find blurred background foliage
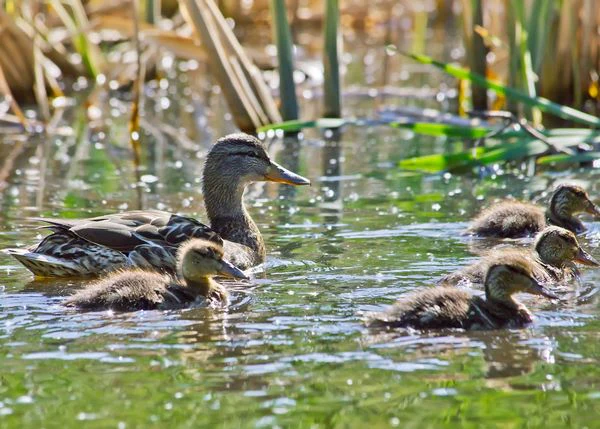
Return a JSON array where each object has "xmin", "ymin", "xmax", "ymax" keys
[{"xmin": 0, "ymin": 0, "xmax": 599, "ymax": 168}]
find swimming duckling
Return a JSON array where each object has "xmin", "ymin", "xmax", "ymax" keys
[
  {"xmin": 440, "ymin": 226, "xmax": 599, "ymax": 286},
  {"xmin": 65, "ymin": 239, "xmax": 248, "ymax": 311},
  {"xmin": 366, "ymin": 252, "xmax": 558, "ymax": 330},
  {"xmin": 467, "ymin": 184, "xmax": 600, "ymax": 238}
]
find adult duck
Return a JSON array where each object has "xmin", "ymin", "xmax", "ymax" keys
[
  {"xmin": 440, "ymin": 226, "xmax": 599, "ymax": 286},
  {"xmin": 366, "ymin": 252, "xmax": 558, "ymax": 330},
  {"xmin": 65, "ymin": 238, "xmax": 247, "ymax": 311},
  {"xmin": 6, "ymin": 133, "xmax": 310, "ymax": 277},
  {"xmin": 467, "ymin": 184, "xmax": 600, "ymax": 238}
]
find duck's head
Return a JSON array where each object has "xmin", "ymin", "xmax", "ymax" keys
[
  {"xmin": 203, "ymin": 133, "xmax": 310, "ymax": 188},
  {"xmin": 178, "ymin": 238, "xmax": 249, "ymax": 283},
  {"xmin": 550, "ymin": 184, "xmax": 600, "ymax": 218},
  {"xmin": 534, "ymin": 226, "xmax": 599, "ymax": 267},
  {"xmin": 484, "ymin": 252, "xmax": 558, "ymax": 302}
]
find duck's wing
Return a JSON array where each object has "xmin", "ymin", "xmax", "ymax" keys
[
  {"xmin": 10, "ymin": 212, "xmax": 223, "ymax": 276},
  {"xmin": 32, "ymin": 211, "xmax": 222, "ymax": 253}
]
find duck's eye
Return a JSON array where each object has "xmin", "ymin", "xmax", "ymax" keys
[{"xmin": 229, "ymin": 151, "xmax": 269, "ymax": 162}]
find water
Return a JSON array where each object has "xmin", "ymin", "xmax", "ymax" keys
[
  {"xmin": 2, "ymin": 116, "xmax": 600, "ymax": 428},
  {"xmin": 3, "ymin": 41, "xmax": 600, "ymax": 426}
]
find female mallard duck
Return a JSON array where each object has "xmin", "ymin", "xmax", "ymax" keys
[
  {"xmin": 440, "ymin": 226, "xmax": 599, "ymax": 286},
  {"xmin": 6, "ymin": 133, "xmax": 310, "ymax": 277},
  {"xmin": 366, "ymin": 252, "xmax": 558, "ymax": 330},
  {"xmin": 65, "ymin": 238, "xmax": 248, "ymax": 311},
  {"xmin": 467, "ymin": 184, "xmax": 600, "ymax": 238}
]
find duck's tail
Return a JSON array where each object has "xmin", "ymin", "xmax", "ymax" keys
[{"xmin": 3, "ymin": 248, "xmax": 84, "ymax": 277}]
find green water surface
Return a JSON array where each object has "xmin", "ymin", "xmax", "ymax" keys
[{"xmin": 1, "ymin": 101, "xmax": 600, "ymax": 429}]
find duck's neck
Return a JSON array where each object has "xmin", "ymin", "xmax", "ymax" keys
[
  {"xmin": 484, "ymin": 295, "xmax": 533, "ymax": 325},
  {"xmin": 203, "ymin": 175, "xmax": 264, "ymax": 258},
  {"xmin": 186, "ymin": 276, "xmax": 216, "ymax": 297},
  {"xmin": 546, "ymin": 204, "xmax": 583, "ymax": 234},
  {"xmin": 484, "ymin": 283, "xmax": 533, "ymax": 325}
]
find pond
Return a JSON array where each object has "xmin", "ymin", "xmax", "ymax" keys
[
  {"xmin": 2, "ymin": 106, "xmax": 600, "ymax": 427},
  {"xmin": 2, "ymin": 27, "xmax": 600, "ymax": 424}
]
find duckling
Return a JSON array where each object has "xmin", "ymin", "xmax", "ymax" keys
[
  {"xmin": 6, "ymin": 133, "xmax": 310, "ymax": 277},
  {"xmin": 64, "ymin": 239, "xmax": 248, "ymax": 311},
  {"xmin": 366, "ymin": 252, "xmax": 558, "ymax": 330},
  {"xmin": 440, "ymin": 226, "xmax": 599, "ymax": 286},
  {"xmin": 467, "ymin": 184, "xmax": 600, "ymax": 238}
]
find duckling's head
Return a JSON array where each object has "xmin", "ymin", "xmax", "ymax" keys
[
  {"xmin": 178, "ymin": 238, "xmax": 249, "ymax": 283},
  {"xmin": 203, "ymin": 133, "xmax": 310, "ymax": 190},
  {"xmin": 534, "ymin": 226, "xmax": 599, "ymax": 267},
  {"xmin": 550, "ymin": 184, "xmax": 600, "ymax": 218},
  {"xmin": 484, "ymin": 252, "xmax": 558, "ymax": 302}
]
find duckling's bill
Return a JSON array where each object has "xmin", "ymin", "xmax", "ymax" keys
[
  {"xmin": 530, "ymin": 278, "xmax": 559, "ymax": 300},
  {"xmin": 218, "ymin": 259, "xmax": 249, "ymax": 280},
  {"xmin": 586, "ymin": 200, "xmax": 600, "ymax": 217},
  {"xmin": 575, "ymin": 248, "xmax": 600, "ymax": 266},
  {"xmin": 264, "ymin": 162, "xmax": 310, "ymax": 186}
]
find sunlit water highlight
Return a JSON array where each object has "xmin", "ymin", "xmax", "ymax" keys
[{"xmin": 2, "ymin": 109, "xmax": 600, "ymax": 428}]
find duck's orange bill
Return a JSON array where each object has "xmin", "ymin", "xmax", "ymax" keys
[
  {"xmin": 575, "ymin": 248, "xmax": 600, "ymax": 266},
  {"xmin": 265, "ymin": 162, "xmax": 310, "ymax": 186}
]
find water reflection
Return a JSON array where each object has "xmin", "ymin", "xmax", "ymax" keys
[{"xmin": 1, "ymin": 120, "xmax": 600, "ymax": 426}]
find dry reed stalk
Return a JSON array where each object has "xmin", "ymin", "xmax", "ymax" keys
[
  {"xmin": 33, "ymin": 34, "xmax": 50, "ymax": 121},
  {"xmin": 205, "ymin": 0, "xmax": 281, "ymax": 124},
  {"xmin": 0, "ymin": 141, "xmax": 27, "ymax": 193},
  {"xmin": 180, "ymin": 0, "xmax": 263, "ymax": 132},
  {"xmin": 0, "ymin": 64, "xmax": 30, "ymax": 130},
  {"xmin": 0, "ymin": 11, "xmax": 35, "ymax": 99}
]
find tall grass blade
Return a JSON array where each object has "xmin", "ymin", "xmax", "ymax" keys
[
  {"xmin": 398, "ymin": 140, "xmax": 547, "ymax": 173},
  {"xmin": 390, "ymin": 122, "xmax": 490, "ymax": 138},
  {"xmin": 510, "ymin": 0, "xmax": 541, "ymax": 124},
  {"xmin": 323, "ymin": 0, "xmax": 341, "ymax": 118},
  {"xmin": 537, "ymin": 152, "xmax": 600, "ymax": 166},
  {"xmin": 270, "ymin": 0, "xmax": 299, "ymax": 121},
  {"xmin": 145, "ymin": 0, "xmax": 160, "ymax": 24},
  {"xmin": 258, "ymin": 118, "xmax": 347, "ymax": 133},
  {"xmin": 48, "ymin": 0, "xmax": 104, "ymax": 77},
  {"xmin": 398, "ymin": 148, "xmax": 487, "ymax": 173},
  {"xmin": 527, "ymin": 0, "xmax": 552, "ymax": 73},
  {"xmin": 401, "ymin": 52, "xmax": 600, "ymax": 127}
]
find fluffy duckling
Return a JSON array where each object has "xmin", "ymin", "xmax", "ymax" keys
[
  {"xmin": 467, "ymin": 184, "xmax": 600, "ymax": 238},
  {"xmin": 366, "ymin": 252, "xmax": 558, "ymax": 330},
  {"xmin": 440, "ymin": 226, "xmax": 599, "ymax": 286},
  {"xmin": 65, "ymin": 239, "xmax": 248, "ymax": 311}
]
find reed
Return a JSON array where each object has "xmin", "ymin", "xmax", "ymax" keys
[
  {"xmin": 181, "ymin": 0, "xmax": 280, "ymax": 132},
  {"xmin": 270, "ymin": 0, "xmax": 299, "ymax": 121},
  {"xmin": 323, "ymin": 0, "xmax": 341, "ymax": 118}
]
